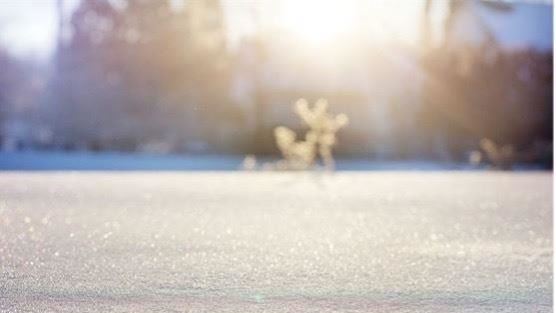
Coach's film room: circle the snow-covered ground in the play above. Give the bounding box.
[0,171,551,312]
[0,150,533,171]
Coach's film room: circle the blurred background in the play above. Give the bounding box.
[0,0,553,169]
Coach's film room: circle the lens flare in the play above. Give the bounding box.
[280,0,358,46]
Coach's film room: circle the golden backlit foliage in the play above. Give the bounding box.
[274,99,348,170]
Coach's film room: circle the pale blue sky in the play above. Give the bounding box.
[0,0,426,59]
[0,0,74,58]
[0,0,552,59]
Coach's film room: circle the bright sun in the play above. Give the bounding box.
[280,0,358,46]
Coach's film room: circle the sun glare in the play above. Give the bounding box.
[280,0,358,46]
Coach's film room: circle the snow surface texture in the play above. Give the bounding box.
[0,172,552,312]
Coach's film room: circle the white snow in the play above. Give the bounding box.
[0,171,551,312]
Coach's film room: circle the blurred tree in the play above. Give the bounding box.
[0,48,24,145]
[184,0,232,150]
[419,0,551,166]
[247,4,268,154]
[420,0,432,52]
[0,46,40,150]
[46,0,231,152]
